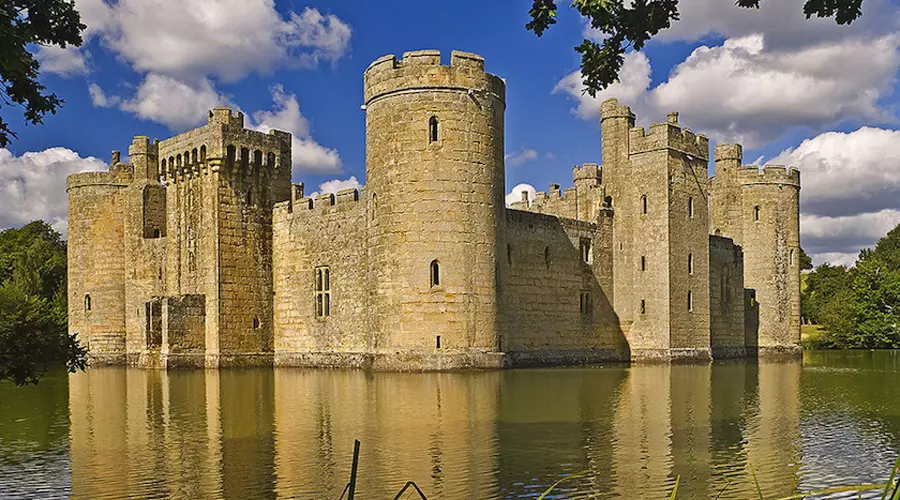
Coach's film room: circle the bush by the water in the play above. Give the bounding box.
[802,223,900,349]
[0,221,86,385]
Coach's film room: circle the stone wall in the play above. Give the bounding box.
[709,235,746,357]
[272,187,369,365]
[502,210,625,364]
[162,294,206,367]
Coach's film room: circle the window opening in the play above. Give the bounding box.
[315,266,331,317]
[544,246,551,270]
[754,205,760,221]
[84,294,92,312]
[688,290,694,312]
[580,238,592,264]
[253,317,260,329]
[688,253,694,274]
[507,244,513,266]
[429,116,439,143]
[640,299,646,315]
[641,255,646,271]
[436,335,442,349]
[430,260,440,288]
[580,291,593,316]
[790,249,795,265]
[641,195,648,214]
[688,196,694,218]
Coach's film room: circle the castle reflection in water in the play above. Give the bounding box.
[62,359,823,499]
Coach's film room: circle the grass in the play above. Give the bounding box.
[536,455,900,499]
[801,324,827,349]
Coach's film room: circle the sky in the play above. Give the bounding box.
[2,0,900,266]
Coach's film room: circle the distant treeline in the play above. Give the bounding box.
[802,224,900,349]
[0,221,85,385]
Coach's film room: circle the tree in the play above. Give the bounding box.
[0,0,86,148]
[799,247,814,271]
[0,221,86,385]
[802,262,851,325]
[527,0,865,97]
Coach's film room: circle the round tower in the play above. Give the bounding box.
[66,165,133,363]
[739,166,801,351]
[363,50,506,365]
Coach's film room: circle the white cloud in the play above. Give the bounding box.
[88,83,118,108]
[768,127,900,266]
[34,45,88,76]
[0,148,106,235]
[308,176,361,198]
[554,51,651,120]
[554,33,900,147]
[77,0,350,82]
[506,149,539,167]
[506,183,536,207]
[250,85,341,175]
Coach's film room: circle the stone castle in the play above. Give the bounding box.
[67,50,800,369]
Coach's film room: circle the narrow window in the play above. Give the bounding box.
[507,244,513,266]
[191,148,198,164]
[84,294,92,312]
[688,290,694,312]
[430,260,440,288]
[641,195,648,214]
[604,195,613,208]
[580,291,592,316]
[754,205,760,221]
[640,299,646,315]
[790,249,795,265]
[688,253,694,274]
[145,302,151,332]
[226,145,236,168]
[253,317,260,329]
[315,266,331,317]
[246,189,253,205]
[580,238,592,264]
[153,229,161,238]
[544,246,551,270]
[200,145,207,163]
[714,228,721,236]
[688,196,694,218]
[641,255,646,271]
[436,335,442,349]
[429,116,439,143]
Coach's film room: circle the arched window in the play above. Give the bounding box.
[714,228,721,236]
[191,148,198,164]
[641,195,648,214]
[246,189,253,205]
[430,260,440,288]
[544,246,551,270]
[604,195,613,208]
[176,153,182,167]
[84,294,92,312]
[267,152,275,168]
[200,145,207,163]
[253,150,263,169]
[161,158,167,170]
[688,253,694,274]
[688,196,694,218]
[429,116,439,143]
[687,290,694,312]
[252,317,260,329]
[790,249,795,265]
[754,205,760,221]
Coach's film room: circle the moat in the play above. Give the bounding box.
[1,351,898,499]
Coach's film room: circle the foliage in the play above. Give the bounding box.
[798,247,813,271]
[802,223,900,349]
[526,0,865,96]
[0,221,85,385]
[0,0,86,147]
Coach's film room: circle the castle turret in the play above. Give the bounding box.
[363,50,505,364]
[67,164,134,363]
[625,111,711,359]
[709,145,801,352]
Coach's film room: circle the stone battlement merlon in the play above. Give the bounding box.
[274,187,366,217]
[738,165,801,187]
[629,121,710,160]
[714,143,743,162]
[573,163,602,183]
[363,49,505,106]
[599,98,634,121]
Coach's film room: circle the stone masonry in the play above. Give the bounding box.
[67,49,801,369]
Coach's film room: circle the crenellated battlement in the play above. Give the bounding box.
[274,186,366,217]
[599,98,634,122]
[629,118,710,160]
[207,106,245,128]
[738,165,801,187]
[714,143,743,162]
[66,165,133,191]
[573,163,602,184]
[363,49,505,106]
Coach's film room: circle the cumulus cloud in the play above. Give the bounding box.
[768,127,900,265]
[308,176,361,198]
[34,45,88,76]
[554,51,651,121]
[77,0,350,81]
[505,149,539,167]
[506,183,536,207]
[0,148,106,235]
[251,85,341,175]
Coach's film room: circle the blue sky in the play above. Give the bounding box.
[3,0,900,265]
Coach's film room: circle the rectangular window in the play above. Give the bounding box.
[640,299,646,315]
[641,255,646,271]
[580,238,592,264]
[579,291,592,316]
[315,266,331,317]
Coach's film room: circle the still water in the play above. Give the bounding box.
[0,351,898,499]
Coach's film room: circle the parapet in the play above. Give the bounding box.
[207,106,245,128]
[66,167,133,192]
[738,165,801,187]
[275,186,366,217]
[573,163,602,184]
[714,143,743,162]
[628,112,709,160]
[363,49,505,105]
[600,98,634,122]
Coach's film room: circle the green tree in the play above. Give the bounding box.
[848,251,900,348]
[0,0,86,147]
[527,0,865,96]
[0,221,86,385]
[799,247,814,271]
[802,262,851,325]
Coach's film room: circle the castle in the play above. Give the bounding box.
[67,50,801,369]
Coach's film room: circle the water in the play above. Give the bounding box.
[0,351,898,499]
